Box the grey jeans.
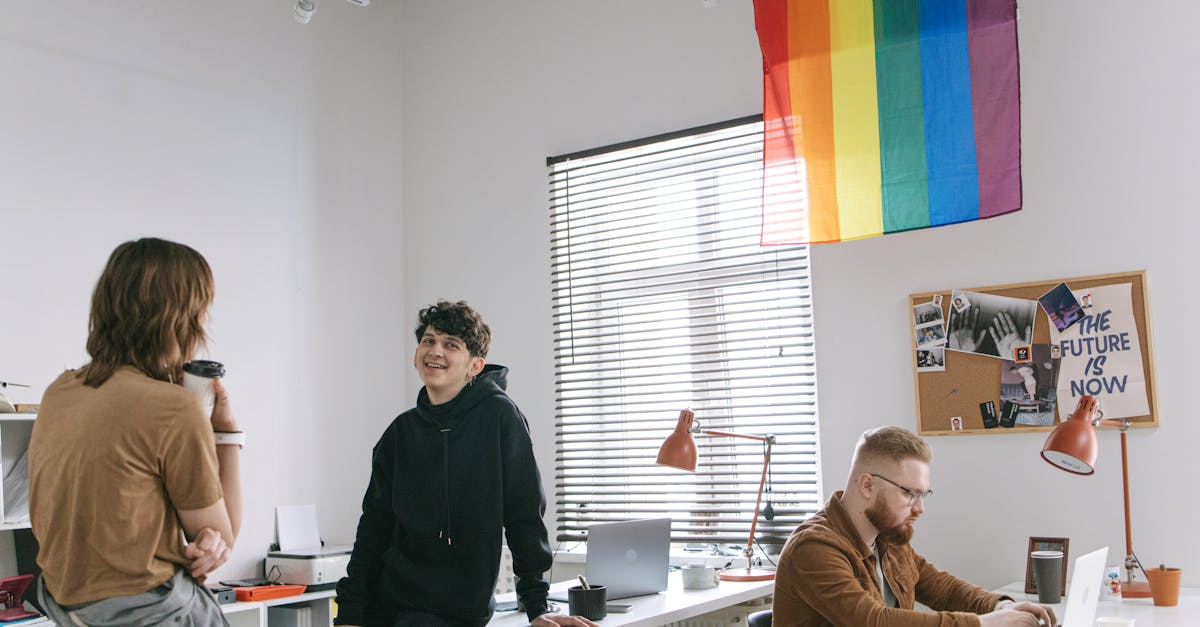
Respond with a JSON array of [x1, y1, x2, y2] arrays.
[[38, 568, 229, 627]]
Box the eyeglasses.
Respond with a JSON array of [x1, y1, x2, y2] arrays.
[[871, 474, 932, 506]]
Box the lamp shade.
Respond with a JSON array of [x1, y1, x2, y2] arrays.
[[1041, 396, 1100, 475], [656, 409, 698, 471]]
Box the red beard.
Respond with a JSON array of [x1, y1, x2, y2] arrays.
[[865, 494, 916, 545]]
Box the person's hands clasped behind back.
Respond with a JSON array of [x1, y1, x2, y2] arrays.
[[979, 600, 1057, 627], [185, 527, 231, 578]]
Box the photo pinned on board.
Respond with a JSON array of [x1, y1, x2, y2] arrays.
[[1079, 291, 1094, 309], [1013, 345, 1032, 363], [951, 294, 971, 314], [932, 293, 943, 307], [916, 348, 945, 372], [913, 301, 944, 326], [950, 416, 963, 431], [1039, 282, 1085, 332], [945, 290, 1037, 359], [915, 322, 947, 349], [1000, 344, 1061, 426]]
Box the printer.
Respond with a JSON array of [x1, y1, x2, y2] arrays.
[[264, 545, 352, 590]]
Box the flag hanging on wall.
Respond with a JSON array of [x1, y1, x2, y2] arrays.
[[755, 0, 1021, 245]]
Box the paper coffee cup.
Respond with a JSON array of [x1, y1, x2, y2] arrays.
[[182, 360, 225, 414], [1030, 550, 1063, 604]]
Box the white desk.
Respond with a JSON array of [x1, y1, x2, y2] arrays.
[[997, 582, 1199, 626], [487, 571, 773, 627]]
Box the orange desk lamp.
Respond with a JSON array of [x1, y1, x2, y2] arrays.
[[1041, 395, 1151, 598], [656, 408, 776, 582]]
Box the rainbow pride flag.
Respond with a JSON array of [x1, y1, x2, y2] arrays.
[[755, 0, 1021, 245]]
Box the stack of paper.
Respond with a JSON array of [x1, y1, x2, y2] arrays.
[[268, 604, 312, 627]]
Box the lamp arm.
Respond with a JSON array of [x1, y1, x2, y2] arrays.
[[695, 428, 775, 444], [744, 441, 773, 555]]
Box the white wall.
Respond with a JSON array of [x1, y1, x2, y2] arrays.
[[399, 0, 1200, 591], [3, 0, 1197, 597], [0, 1, 405, 579], [398, 0, 762, 558]]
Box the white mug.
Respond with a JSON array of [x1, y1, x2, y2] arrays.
[[681, 564, 717, 590]]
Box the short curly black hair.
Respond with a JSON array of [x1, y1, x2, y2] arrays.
[[414, 300, 492, 358]]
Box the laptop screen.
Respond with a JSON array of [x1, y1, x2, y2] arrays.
[[583, 518, 671, 600]]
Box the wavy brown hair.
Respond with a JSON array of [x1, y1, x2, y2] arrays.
[[78, 238, 214, 387]]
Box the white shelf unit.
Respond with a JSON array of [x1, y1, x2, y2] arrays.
[[0, 415, 35, 529], [221, 589, 336, 627]]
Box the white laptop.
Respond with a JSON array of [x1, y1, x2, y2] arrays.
[[552, 518, 671, 601], [1059, 546, 1108, 627]]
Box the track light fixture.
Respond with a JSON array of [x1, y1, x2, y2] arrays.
[[294, 0, 368, 25]]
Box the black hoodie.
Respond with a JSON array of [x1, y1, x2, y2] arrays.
[[335, 364, 553, 626]]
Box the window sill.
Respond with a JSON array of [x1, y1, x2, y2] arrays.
[[552, 544, 766, 568]]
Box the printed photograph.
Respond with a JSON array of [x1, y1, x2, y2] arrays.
[[950, 416, 963, 431], [1013, 345, 1031, 363], [999, 344, 1061, 426], [916, 348, 945, 372], [951, 294, 971, 313], [913, 301, 944, 326], [932, 293, 943, 307], [1039, 282, 1085, 332], [915, 321, 947, 348], [946, 290, 1037, 358]]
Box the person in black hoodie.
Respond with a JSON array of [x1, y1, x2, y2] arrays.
[[335, 301, 597, 627]]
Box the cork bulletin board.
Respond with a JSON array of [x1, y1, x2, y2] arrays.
[[910, 270, 1157, 436]]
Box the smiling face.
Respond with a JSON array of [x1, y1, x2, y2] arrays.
[[414, 326, 485, 405]]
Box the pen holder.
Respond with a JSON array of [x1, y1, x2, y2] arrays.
[[568, 584, 606, 621], [682, 564, 718, 590]]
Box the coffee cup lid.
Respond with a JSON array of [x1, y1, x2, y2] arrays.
[[183, 360, 226, 378]]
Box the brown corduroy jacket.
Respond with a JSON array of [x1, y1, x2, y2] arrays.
[[772, 491, 1009, 626]]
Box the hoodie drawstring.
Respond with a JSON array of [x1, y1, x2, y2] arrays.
[[438, 427, 452, 545]]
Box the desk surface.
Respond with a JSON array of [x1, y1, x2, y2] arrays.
[[997, 582, 1198, 626], [488, 571, 773, 627]]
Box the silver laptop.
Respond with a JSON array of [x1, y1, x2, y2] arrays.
[[1060, 546, 1108, 627], [552, 518, 671, 601]]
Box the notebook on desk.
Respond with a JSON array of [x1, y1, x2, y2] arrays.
[[1060, 546, 1108, 627], [550, 517, 671, 601]]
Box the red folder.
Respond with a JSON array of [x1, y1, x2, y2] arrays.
[[233, 584, 307, 602]]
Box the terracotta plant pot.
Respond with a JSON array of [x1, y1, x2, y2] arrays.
[[1144, 565, 1182, 607]]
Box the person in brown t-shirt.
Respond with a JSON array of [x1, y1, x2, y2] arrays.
[[28, 238, 242, 624]]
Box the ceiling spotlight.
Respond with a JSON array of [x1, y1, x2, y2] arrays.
[[294, 0, 315, 24]]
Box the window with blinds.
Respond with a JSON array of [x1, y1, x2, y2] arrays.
[[547, 116, 821, 550]]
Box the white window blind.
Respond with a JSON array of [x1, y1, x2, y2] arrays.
[[547, 116, 821, 548]]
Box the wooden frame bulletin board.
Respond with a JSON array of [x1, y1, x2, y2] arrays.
[[910, 270, 1157, 436]]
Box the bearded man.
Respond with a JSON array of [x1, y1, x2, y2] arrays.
[[773, 427, 1056, 627]]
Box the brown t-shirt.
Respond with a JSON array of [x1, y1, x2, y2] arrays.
[[29, 367, 223, 605]]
